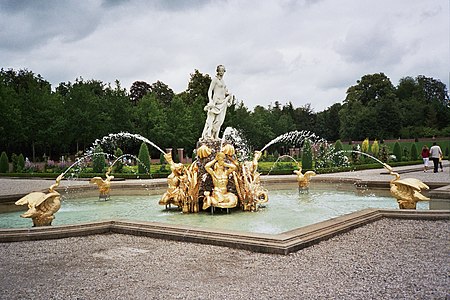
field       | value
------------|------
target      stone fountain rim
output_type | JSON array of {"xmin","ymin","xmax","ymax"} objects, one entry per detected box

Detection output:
[{"xmin": 1, "ymin": 176, "xmax": 448, "ymax": 254}]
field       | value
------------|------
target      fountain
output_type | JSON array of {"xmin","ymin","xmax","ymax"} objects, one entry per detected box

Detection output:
[{"xmin": 5, "ymin": 64, "xmax": 442, "ymax": 257}]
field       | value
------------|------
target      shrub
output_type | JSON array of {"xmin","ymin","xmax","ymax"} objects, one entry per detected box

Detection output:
[
  {"xmin": 351, "ymin": 144, "xmax": 360, "ymax": 164},
  {"xmin": 410, "ymin": 143, "xmax": 418, "ymax": 161},
  {"xmin": 380, "ymin": 145, "xmax": 389, "ymax": 163},
  {"xmin": 301, "ymin": 139, "xmax": 313, "ymax": 169},
  {"xmin": 393, "ymin": 142, "xmax": 402, "ymax": 162},
  {"xmin": 138, "ymin": 142, "xmax": 151, "ymax": 174},
  {"xmin": 17, "ymin": 154, "xmax": 25, "ymax": 172},
  {"xmin": 0, "ymin": 152, "xmax": 8, "ymax": 173},
  {"xmin": 92, "ymin": 145, "xmax": 106, "ymax": 173}
]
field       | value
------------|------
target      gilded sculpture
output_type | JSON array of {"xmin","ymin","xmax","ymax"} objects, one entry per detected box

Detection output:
[
  {"xmin": 236, "ymin": 150, "xmax": 268, "ymax": 211},
  {"xmin": 15, "ymin": 174, "xmax": 63, "ymax": 226},
  {"xmin": 203, "ymin": 152, "xmax": 238, "ymax": 210},
  {"xmin": 159, "ymin": 152, "xmax": 187, "ymax": 209},
  {"xmin": 294, "ymin": 166, "xmax": 316, "ymax": 191},
  {"xmin": 383, "ymin": 164, "xmax": 430, "ymax": 209},
  {"xmin": 90, "ymin": 167, "xmax": 114, "ymax": 200}
]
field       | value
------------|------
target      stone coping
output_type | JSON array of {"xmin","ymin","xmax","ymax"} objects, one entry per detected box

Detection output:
[{"xmin": 1, "ymin": 209, "xmax": 448, "ymax": 255}]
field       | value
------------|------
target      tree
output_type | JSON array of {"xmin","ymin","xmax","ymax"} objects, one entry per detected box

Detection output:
[
  {"xmin": 151, "ymin": 80, "xmax": 174, "ymax": 107},
  {"xmin": 315, "ymin": 103, "xmax": 341, "ymax": 141},
  {"xmin": 138, "ymin": 142, "xmax": 151, "ymax": 174},
  {"xmin": 0, "ymin": 69, "xmax": 64, "ymax": 161},
  {"xmin": 185, "ymin": 69, "xmax": 211, "ymax": 105},
  {"xmin": 340, "ymin": 73, "xmax": 401, "ymax": 140},
  {"xmin": 396, "ymin": 75, "xmax": 450, "ymax": 135},
  {"xmin": 129, "ymin": 81, "xmax": 151, "ymax": 106},
  {"xmin": 133, "ymin": 94, "xmax": 170, "ymax": 155}
]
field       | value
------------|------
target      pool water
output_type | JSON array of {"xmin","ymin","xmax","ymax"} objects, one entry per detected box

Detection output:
[{"xmin": 0, "ymin": 182, "xmax": 428, "ymax": 234}]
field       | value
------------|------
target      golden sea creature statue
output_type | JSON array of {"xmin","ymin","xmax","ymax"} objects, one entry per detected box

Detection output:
[
  {"xmin": 294, "ymin": 166, "xmax": 316, "ymax": 191},
  {"xmin": 383, "ymin": 164, "xmax": 430, "ymax": 209},
  {"xmin": 184, "ymin": 162, "xmax": 200, "ymax": 213},
  {"xmin": 203, "ymin": 152, "xmax": 238, "ymax": 210},
  {"xmin": 236, "ymin": 150, "xmax": 268, "ymax": 211},
  {"xmin": 15, "ymin": 174, "xmax": 63, "ymax": 226},
  {"xmin": 159, "ymin": 152, "xmax": 187, "ymax": 209},
  {"xmin": 90, "ymin": 167, "xmax": 114, "ymax": 200}
]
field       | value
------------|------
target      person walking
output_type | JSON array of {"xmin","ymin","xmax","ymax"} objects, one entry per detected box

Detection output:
[
  {"xmin": 429, "ymin": 142, "xmax": 443, "ymax": 173},
  {"xmin": 421, "ymin": 145, "xmax": 430, "ymax": 172}
]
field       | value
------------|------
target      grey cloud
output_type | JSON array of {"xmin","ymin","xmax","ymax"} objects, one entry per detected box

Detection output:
[
  {"xmin": 334, "ymin": 25, "xmax": 411, "ymax": 66},
  {"xmin": 0, "ymin": 1, "xmax": 102, "ymax": 51}
]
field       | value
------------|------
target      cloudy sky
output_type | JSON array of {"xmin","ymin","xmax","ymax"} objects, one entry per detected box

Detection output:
[{"xmin": 1, "ymin": 0, "xmax": 448, "ymax": 112}]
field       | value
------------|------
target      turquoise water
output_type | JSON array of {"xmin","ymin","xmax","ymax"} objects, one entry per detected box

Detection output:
[{"xmin": 0, "ymin": 182, "xmax": 428, "ymax": 234}]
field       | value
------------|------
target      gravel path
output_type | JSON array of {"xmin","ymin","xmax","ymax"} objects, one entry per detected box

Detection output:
[{"xmin": 1, "ymin": 218, "xmax": 448, "ymax": 299}]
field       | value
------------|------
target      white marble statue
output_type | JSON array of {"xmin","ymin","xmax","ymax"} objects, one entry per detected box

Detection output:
[{"xmin": 201, "ymin": 65, "xmax": 234, "ymax": 140}]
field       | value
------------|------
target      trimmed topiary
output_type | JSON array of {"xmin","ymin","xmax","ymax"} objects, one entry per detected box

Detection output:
[
  {"xmin": 138, "ymin": 142, "xmax": 151, "ymax": 174},
  {"xmin": 92, "ymin": 145, "xmax": 106, "ymax": 173},
  {"xmin": 410, "ymin": 143, "xmax": 418, "ymax": 161},
  {"xmin": 113, "ymin": 147, "xmax": 124, "ymax": 173},
  {"xmin": 0, "ymin": 152, "xmax": 9, "ymax": 173},
  {"xmin": 301, "ymin": 139, "xmax": 313, "ymax": 169},
  {"xmin": 334, "ymin": 139, "xmax": 343, "ymax": 152},
  {"xmin": 11, "ymin": 153, "xmax": 18, "ymax": 172},
  {"xmin": 371, "ymin": 140, "xmax": 379, "ymax": 157},
  {"xmin": 361, "ymin": 138, "xmax": 369, "ymax": 153},
  {"xmin": 17, "ymin": 154, "xmax": 25, "ymax": 172}
]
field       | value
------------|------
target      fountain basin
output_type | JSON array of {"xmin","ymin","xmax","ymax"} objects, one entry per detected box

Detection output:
[
  {"xmin": 1, "ymin": 178, "xmax": 448, "ymax": 254},
  {"xmin": 1, "ymin": 181, "xmax": 429, "ymax": 232}
]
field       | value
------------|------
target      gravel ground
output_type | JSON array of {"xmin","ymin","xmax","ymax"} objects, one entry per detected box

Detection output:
[{"xmin": 0, "ymin": 218, "xmax": 448, "ymax": 300}]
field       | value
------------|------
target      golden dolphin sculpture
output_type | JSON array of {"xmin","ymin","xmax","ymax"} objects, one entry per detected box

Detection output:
[
  {"xmin": 383, "ymin": 164, "xmax": 430, "ymax": 209},
  {"xmin": 15, "ymin": 174, "xmax": 63, "ymax": 226},
  {"xmin": 90, "ymin": 167, "xmax": 114, "ymax": 200},
  {"xmin": 294, "ymin": 167, "xmax": 316, "ymax": 190}
]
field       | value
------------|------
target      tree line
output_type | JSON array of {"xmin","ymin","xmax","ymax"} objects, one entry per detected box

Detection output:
[{"xmin": 0, "ymin": 68, "xmax": 449, "ymax": 162}]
